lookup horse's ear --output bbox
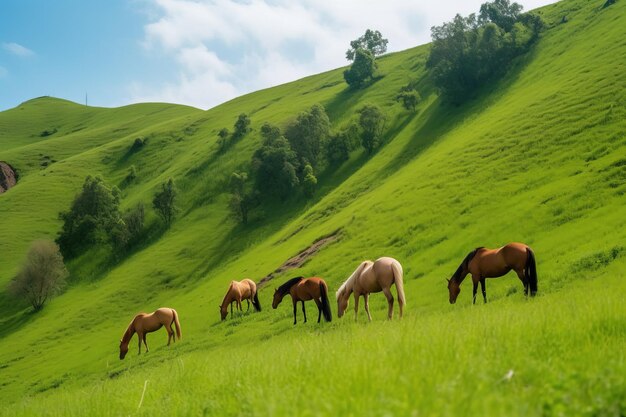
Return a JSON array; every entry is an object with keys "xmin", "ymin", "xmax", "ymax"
[{"xmin": 446, "ymin": 278, "xmax": 450, "ymax": 283}]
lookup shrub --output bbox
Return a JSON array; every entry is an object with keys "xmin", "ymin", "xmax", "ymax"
[
  {"xmin": 152, "ymin": 178, "xmax": 178, "ymax": 227},
  {"xmin": 344, "ymin": 48, "xmax": 376, "ymax": 89},
  {"xmin": 233, "ymin": 114, "xmax": 251, "ymax": 139},
  {"xmin": 358, "ymin": 104, "xmax": 387, "ymax": 153},
  {"xmin": 302, "ymin": 164, "xmax": 317, "ymax": 198},
  {"xmin": 9, "ymin": 240, "xmax": 68, "ymax": 311}
]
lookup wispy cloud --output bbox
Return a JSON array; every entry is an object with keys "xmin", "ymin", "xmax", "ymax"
[
  {"xmin": 2, "ymin": 42, "xmax": 35, "ymax": 57},
  {"xmin": 131, "ymin": 0, "xmax": 558, "ymax": 109}
]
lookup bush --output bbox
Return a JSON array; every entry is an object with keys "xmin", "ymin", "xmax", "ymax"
[
  {"xmin": 285, "ymin": 104, "xmax": 331, "ymax": 168},
  {"xmin": 57, "ymin": 176, "xmax": 122, "ymax": 258},
  {"xmin": 252, "ymin": 125, "xmax": 299, "ymax": 200},
  {"xmin": 344, "ymin": 48, "xmax": 376, "ymax": 89},
  {"xmin": 302, "ymin": 164, "xmax": 317, "ymax": 198},
  {"xmin": 152, "ymin": 178, "xmax": 178, "ymax": 227},
  {"xmin": 396, "ymin": 89, "xmax": 421, "ymax": 112},
  {"xmin": 130, "ymin": 137, "xmax": 146, "ymax": 152},
  {"xmin": 9, "ymin": 240, "xmax": 68, "ymax": 311},
  {"xmin": 125, "ymin": 165, "xmax": 137, "ymax": 183},
  {"xmin": 358, "ymin": 104, "xmax": 387, "ymax": 153},
  {"xmin": 326, "ymin": 123, "xmax": 359, "ymax": 164},
  {"xmin": 229, "ymin": 172, "xmax": 258, "ymax": 225},
  {"xmin": 233, "ymin": 114, "xmax": 251, "ymax": 139},
  {"xmin": 217, "ymin": 128, "xmax": 230, "ymax": 151}
]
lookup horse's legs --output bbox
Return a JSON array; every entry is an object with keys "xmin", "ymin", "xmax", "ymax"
[
  {"xmin": 480, "ymin": 278, "xmax": 487, "ymax": 303},
  {"xmin": 301, "ymin": 301, "xmax": 307, "ymax": 323},
  {"xmin": 516, "ymin": 270, "xmax": 528, "ymax": 296},
  {"xmin": 143, "ymin": 333, "xmax": 149, "ymax": 353},
  {"xmin": 137, "ymin": 332, "xmax": 143, "ymax": 355},
  {"xmin": 292, "ymin": 299, "xmax": 298, "ymax": 325},
  {"xmin": 472, "ymin": 275, "xmax": 480, "ymax": 305},
  {"xmin": 237, "ymin": 299, "xmax": 242, "ymax": 312},
  {"xmin": 364, "ymin": 293, "xmax": 372, "ymax": 322},
  {"xmin": 314, "ymin": 298, "xmax": 322, "ymax": 323},
  {"xmin": 230, "ymin": 301, "xmax": 234, "ymax": 318},
  {"xmin": 382, "ymin": 287, "xmax": 394, "ymax": 320},
  {"xmin": 165, "ymin": 322, "xmax": 174, "ymax": 346},
  {"xmin": 246, "ymin": 299, "xmax": 250, "ymax": 311},
  {"xmin": 353, "ymin": 292, "xmax": 360, "ymax": 321}
]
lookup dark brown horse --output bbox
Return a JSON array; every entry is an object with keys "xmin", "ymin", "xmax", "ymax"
[
  {"xmin": 119, "ymin": 307, "xmax": 182, "ymax": 359},
  {"xmin": 447, "ymin": 242, "xmax": 537, "ymax": 304},
  {"xmin": 272, "ymin": 277, "xmax": 332, "ymax": 325}
]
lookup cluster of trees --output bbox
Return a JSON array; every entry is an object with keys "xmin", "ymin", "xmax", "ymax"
[
  {"xmin": 218, "ymin": 113, "xmax": 251, "ymax": 151},
  {"xmin": 56, "ymin": 175, "xmax": 178, "ymax": 260},
  {"xmin": 344, "ymin": 30, "xmax": 388, "ymax": 89},
  {"xmin": 427, "ymin": 0, "xmax": 543, "ymax": 103}
]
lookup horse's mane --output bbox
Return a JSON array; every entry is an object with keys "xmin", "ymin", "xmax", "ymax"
[
  {"xmin": 336, "ymin": 261, "xmax": 372, "ymax": 300},
  {"xmin": 121, "ymin": 319, "xmax": 135, "ymax": 343},
  {"xmin": 451, "ymin": 247, "xmax": 484, "ymax": 283},
  {"xmin": 221, "ymin": 281, "xmax": 237, "ymax": 307},
  {"xmin": 276, "ymin": 276, "xmax": 304, "ymax": 296}
]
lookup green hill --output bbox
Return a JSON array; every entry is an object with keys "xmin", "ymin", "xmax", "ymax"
[{"xmin": 0, "ymin": 0, "xmax": 625, "ymax": 416}]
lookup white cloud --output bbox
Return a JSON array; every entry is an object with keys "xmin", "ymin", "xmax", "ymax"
[
  {"xmin": 2, "ymin": 42, "xmax": 35, "ymax": 57},
  {"xmin": 131, "ymin": 0, "xmax": 558, "ymax": 109}
]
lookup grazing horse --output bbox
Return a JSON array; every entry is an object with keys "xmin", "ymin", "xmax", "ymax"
[
  {"xmin": 272, "ymin": 277, "xmax": 332, "ymax": 325},
  {"xmin": 119, "ymin": 307, "xmax": 181, "ymax": 360},
  {"xmin": 446, "ymin": 242, "xmax": 537, "ymax": 304},
  {"xmin": 219, "ymin": 278, "xmax": 261, "ymax": 320},
  {"xmin": 336, "ymin": 257, "xmax": 406, "ymax": 321}
]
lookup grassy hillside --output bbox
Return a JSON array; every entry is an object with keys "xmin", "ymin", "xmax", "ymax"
[{"xmin": 0, "ymin": 0, "xmax": 625, "ymax": 416}]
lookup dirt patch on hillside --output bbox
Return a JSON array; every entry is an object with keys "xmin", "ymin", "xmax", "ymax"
[
  {"xmin": 258, "ymin": 229, "xmax": 342, "ymax": 288},
  {"xmin": 0, "ymin": 162, "xmax": 18, "ymax": 194}
]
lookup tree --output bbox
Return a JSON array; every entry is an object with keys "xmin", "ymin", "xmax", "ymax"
[
  {"xmin": 344, "ymin": 48, "xmax": 377, "ymax": 89},
  {"xmin": 57, "ymin": 175, "xmax": 122, "ymax": 258},
  {"xmin": 9, "ymin": 240, "xmax": 68, "ymax": 311},
  {"xmin": 284, "ymin": 104, "xmax": 331, "ymax": 168},
  {"xmin": 479, "ymin": 0, "xmax": 523, "ymax": 32},
  {"xmin": 152, "ymin": 178, "xmax": 178, "ymax": 226},
  {"xmin": 252, "ymin": 125, "xmax": 299, "ymax": 200},
  {"xmin": 326, "ymin": 123, "xmax": 359, "ymax": 164},
  {"xmin": 233, "ymin": 113, "xmax": 251, "ymax": 139},
  {"xmin": 302, "ymin": 164, "xmax": 317, "ymax": 198},
  {"xmin": 346, "ymin": 29, "xmax": 388, "ymax": 61},
  {"xmin": 217, "ymin": 128, "xmax": 230, "ymax": 151},
  {"xmin": 358, "ymin": 104, "xmax": 387, "ymax": 153},
  {"xmin": 229, "ymin": 172, "xmax": 258, "ymax": 225},
  {"xmin": 396, "ymin": 89, "xmax": 421, "ymax": 112}
]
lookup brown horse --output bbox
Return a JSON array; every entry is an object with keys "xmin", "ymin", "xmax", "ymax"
[
  {"xmin": 272, "ymin": 277, "xmax": 332, "ymax": 325},
  {"xmin": 447, "ymin": 242, "xmax": 537, "ymax": 304},
  {"xmin": 336, "ymin": 257, "xmax": 406, "ymax": 321},
  {"xmin": 119, "ymin": 307, "xmax": 181, "ymax": 360},
  {"xmin": 219, "ymin": 278, "xmax": 261, "ymax": 320}
]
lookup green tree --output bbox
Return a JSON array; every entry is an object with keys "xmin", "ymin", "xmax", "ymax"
[
  {"xmin": 217, "ymin": 128, "xmax": 230, "ymax": 151},
  {"xmin": 344, "ymin": 48, "xmax": 376, "ymax": 89},
  {"xmin": 346, "ymin": 29, "xmax": 388, "ymax": 61},
  {"xmin": 285, "ymin": 104, "xmax": 331, "ymax": 168},
  {"xmin": 326, "ymin": 123, "xmax": 359, "ymax": 164},
  {"xmin": 9, "ymin": 240, "xmax": 68, "ymax": 311},
  {"xmin": 396, "ymin": 90, "xmax": 421, "ymax": 112},
  {"xmin": 252, "ymin": 126, "xmax": 299, "ymax": 200},
  {"xmin": 233, "ymin": 113, "xmax": 251, "ymax": 139},
  {"xmin": 152, "ymin": 178, "xmax": 178, "ymax": 226},
  {"xmin": 358, "ymin": 104, "xmax": 387, "ymax": 154},
  {"xmin": 479, "ymin": 0, "xmax": 523, "ymax": 31},
  {"xmin": 229, "ymin": 172, "xmax": 257, "ymax": 225},
  {"xmin": 302, "ymin": 164, "xmax": 317, "ymax": 198},
  {"xmin": 57, "ymin": 176, "xmax": 122, "ymax": 258}
]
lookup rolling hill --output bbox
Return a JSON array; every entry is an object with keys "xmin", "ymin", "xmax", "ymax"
[{"xmin": 0, "ymin": 0, "xmax": 624, "ymax": 415}]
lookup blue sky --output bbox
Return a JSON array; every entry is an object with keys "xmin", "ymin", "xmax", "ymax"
[{"xmin": 0, "ymin": 0, "xmax": 558, "ymax": 111}]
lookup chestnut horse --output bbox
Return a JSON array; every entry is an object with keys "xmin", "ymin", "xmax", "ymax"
[
  {"xmin": 219, "ymin": 278, "xmax": 261, "ymax": 320},
  {"xmin": 446, "ymin": 242, "xmax": 537, "ymax": 304},
  {"xmin": 336, "ymin": 257, "xmax": 406, "ymax": 321},
  {"xmin": 119, "ymin": 307, "xmax": 181, "ymax": 360},
  {"xmin": 272, "ymin": 277, "xmax": 332, "ymax": 325}
]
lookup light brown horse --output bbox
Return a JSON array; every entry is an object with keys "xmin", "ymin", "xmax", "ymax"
[
  {"xmin": 219, "ymin": 278, "xmax": 261, "ymax": 320},
  {"xmin": 447, "ymin": 242, "xmax": 537, "ymax": 304},
  {"xmin": 336, "ymin": 257, "xmax": 406, "ymax": 321},
  {"xmin": 119, "ymin": 307, "xmax": 181, "ymax": 360},
  {"xmin": 272, "ymin": 277, "xmax": 332, "ymax": 325}
]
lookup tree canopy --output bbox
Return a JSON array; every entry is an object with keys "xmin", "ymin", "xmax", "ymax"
[
  {"xmin": 346, "ymin": 29, "xmax": 388, "ymax": 61},
  {"xmin": 344, "ymin": 48, "xmax": 377, "ymax": 89}
]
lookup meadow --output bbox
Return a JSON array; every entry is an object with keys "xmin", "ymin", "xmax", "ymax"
[{"xmin": 0, "ymin": 0, "xmax": 625, "ymax": 415}]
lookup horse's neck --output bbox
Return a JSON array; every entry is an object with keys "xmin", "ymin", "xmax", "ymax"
[
  {"xmin": 454, "ymin": 266, "xmax": 469, "ymax": 284},
  {"xmin": 221, "ymin": 288, "xmax": 235, "ymax": 308},
  {"xmin": 121, "ymin": 322, "xmax": 135, "ymax": 343}
]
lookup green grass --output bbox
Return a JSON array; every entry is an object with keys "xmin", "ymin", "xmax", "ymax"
[{"xmin": 1, "ymin": 0, "xmax": 625, "ymax": 415}]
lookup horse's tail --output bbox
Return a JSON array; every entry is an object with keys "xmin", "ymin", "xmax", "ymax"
[
  {"xmin": 391, "ymin": 260, "xmax": 406, "ymax": 314},
  {"xmin": 525, "ymin": 248, "xmax": 538, "ymax": 296},
  {"xmin": 252, "ymin": 291, "xmax": 262, "ymax": 312},
  {"xmin": 320, "ymin": 282, "xmax": 332, "ymax": 322},
  {"xmin": 172, "ymin": 309, "xmax": 182, "ymax": 340}
]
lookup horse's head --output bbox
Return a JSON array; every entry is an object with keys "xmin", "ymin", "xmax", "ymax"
[
  {"xmin": 447, "ymin": 278, "xmax": 460, "ymax": 304},
  {"xmin": 219, "ymin": 305, "xmax": 228, "ymax": 321},
  {"xmin": 336, "ymin": 290, "xmax": 349, "ymax": 318},
  {"xmin": 272, "ymin": 288, "xmax": 283, "ymax": 309},
  {"xmin": 119, "ymin": 340, "xmax": 129, "ymax": 360}
]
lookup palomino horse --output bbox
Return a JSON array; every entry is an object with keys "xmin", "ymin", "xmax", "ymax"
[
  {"xmin": 119, "ymin": 307, "xmax": 181, "ymax": 360},
  {"xmin": 272, "ymin": 277, "xmax": 332, "ymax": 325},
  {"xmin": 336, "ymin": 257, "xmax": 406, "ymax": 321},
  {"xmin": 219, "ymin": 278, "xmax": 261, "ymax": 320},
  {"xmin": 446, "ymin": 242, "xmax": 537, "ymax": 304}
]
